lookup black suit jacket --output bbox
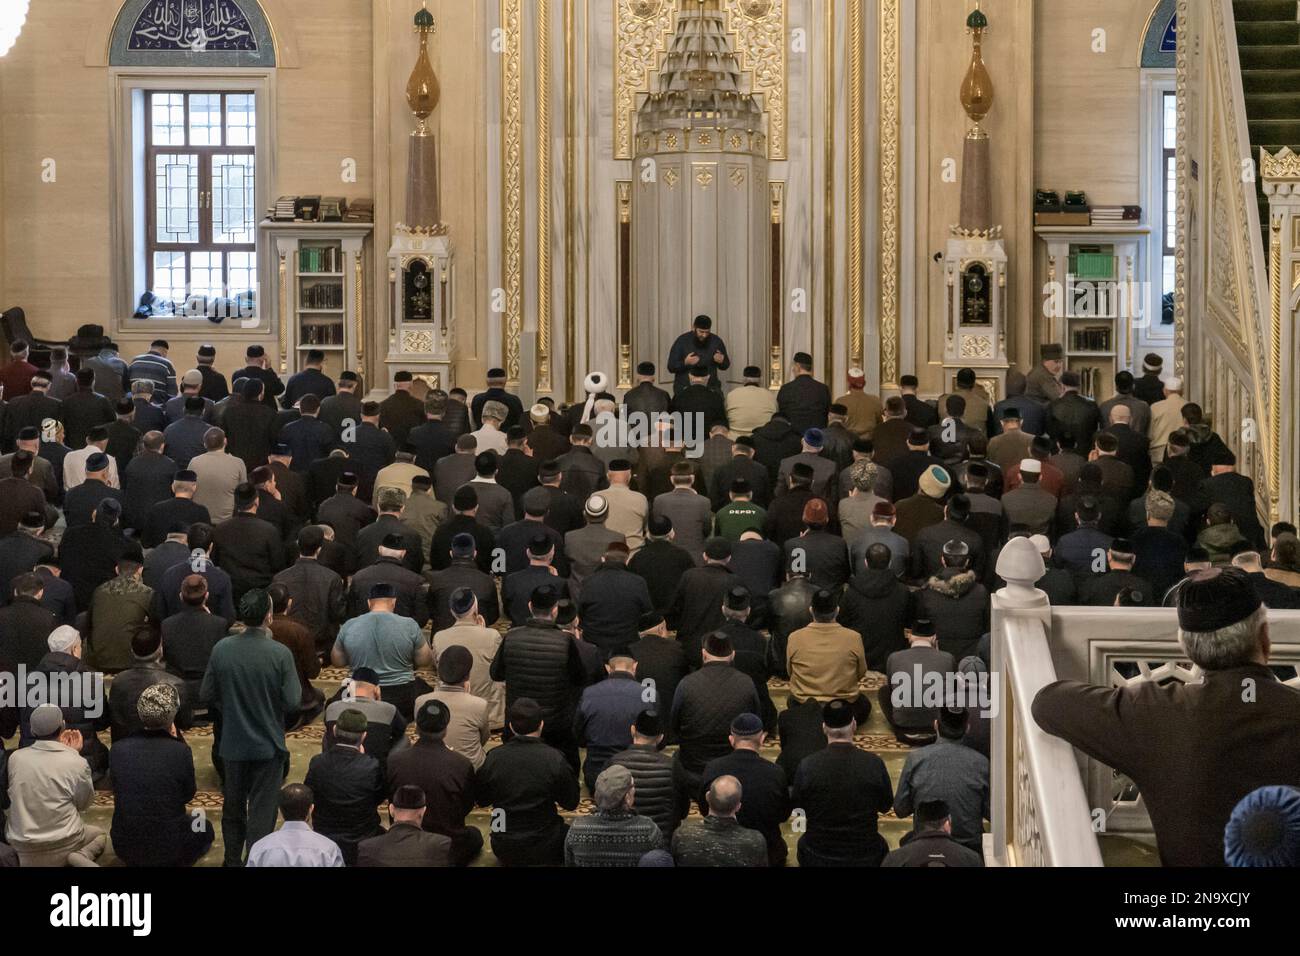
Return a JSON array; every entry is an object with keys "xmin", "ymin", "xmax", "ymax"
[
  {"xmin": 357, "ymin": 822, "xmax": 452, "ymax": 867},
  {"xmin": 213, "ymin": 512, "xmax": 285, "ymax": 596}
]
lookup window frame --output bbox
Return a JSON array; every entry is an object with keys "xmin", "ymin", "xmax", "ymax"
[
  {"xmin": 145, "ymin": 90, "xmax": 258, "ymax": 308},
  {"xmin": 1139, "ymin": 69, "xmax": 1177, "ymax": 345},
  {"xmin": 110, "ymin": 70, "xmax": 277, "ymax": 335}
]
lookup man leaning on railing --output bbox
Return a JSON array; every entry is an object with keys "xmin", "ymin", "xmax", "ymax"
[{"xmin": 1032, "ymin": 568, "xmax": 1300, "ymax": 866}]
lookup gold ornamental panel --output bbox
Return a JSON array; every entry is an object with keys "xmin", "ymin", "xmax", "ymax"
[
  {"xmin": 402, "ymin": 330, "xmax": 436, "ymax": 354},
  {"xmin": 615, "ymin": 0, "xmax": 787, "ymax": 161}
]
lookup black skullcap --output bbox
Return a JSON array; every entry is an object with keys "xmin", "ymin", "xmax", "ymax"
[
  {"xmin": 351, "ymin": 667, "xmax": 381, "ymax": 686},
  {"xmin": 411, "ymin": 474, "xmax": 433, "ymax": 490},
  {"xmin": 638, "ymin": 611, "xmax": 665, "ymax": 632},
  {"xmin": 648, "ymin": 515, "xmax": 673, "ymax": 537},
  {"xmin": 908, "ymin": 426, "xmax": 930, "ymax": 445},
  {"xmin": 554, "ymin": 599, "xmax": 578, "ymax": 628},
  {"xmin": 730, "ymin": 478, "xmax": 752, "ymax": 496},
  {"xmin": 635, "ymin": 710, "xmax": 662, "ymax": 736},
  {"xmin": 337, "ymin": 471, "xmax": 358, "ymax": 488},
  {"xmin": 735, "ymin": 435, "xmax": 756, "ymax": 450},
  {"xmin": 911, "ymin": 619, "xmax": 937, "ymax": 638},
  {"xmin": 381, "ymin": 533, "xmax": 406, "ymax": 551},
  {"xmin": 693, "ymin": 315, "xmax": 712, "ymax": 330},
  {"xmin": 521, "ymin": 486, "xmax": 550, "ymax": 516},
  {"xmin": 197, "ymin": 344, "xmax": 217, "ymax": 358},
  {"xmin": 527, "ymin": 532, "xmax": 554, "ymax": 557},
  {"xmin": 508, "ymin": 697, "xmax": 543, "ymax": 735},
  {"xmin": 368, "ymin": 582, "xmax": 398, "ymax": 601},
  {"xmin": 637, "ymin": 361, "xmax": 656, "ymax": 376},
  {"xmin": 725, "ymin": 586, "xmax": 751, "ymax": 611},
  {"xmin": 416, "ymin": 698, "xmax": 450, "ymax": 734},
  {"xmin": 174, "ymin": 469, "xmax": 198, "ymax": 483},
  {"xmin": 450, "ymin": 587, "xmax": 477, "ymax": 616},
  {"xmin": 1001, "ymin": 407, "xmax": 1022, "ymax": 420},
  {"xmin": 703, "ymin": 632, "xmax": 733, "ymax": 658},
  {"xmin": 743, "ymin": 366, "xmax": 763, "ymax": 379},
  {"xmin": 730, "ymin": 713, "xmax": 763, "ymax": 736},
  {"xmin": 451, "ymin": 533, "xmax": 476, "ymax": 559},
  {"xmin": 438, "ymin": 644, "xmax": 474, "ymax": 685},
  {"xmin": 1177, "ymin": 568, "xmax": 1262, "ymax": 632},
  {"xmin": 822, "ymin": 699, "xmax": 854, "ymax": 729},
  {"xmin": 608, "ymin": 459, "xmax": 632, "ymax": 472},
  {"xmin": 704, "ymin": 538, "xmax": 732, "ymax": 562},
  {"xmin": 530, "ymin": 584, "xmax": 559, "ymax": 612},
  {"xmin": 238, "ymin": 588, "xmax": 271, "ymax": 625},
  {"xmin": 246, "ymin": 344, "xmax": 266, "ymax": 358},
  {"xmin": 391, "ymin": 785, "xmax": 427, "ymax": 811},
  {"xmin": 453, "ymin": 486, "xmax": 478, "ymax": 511},
  {"xmin": 16, "ymin": 425, "xmax": 38, "ymax": 441},
  {"xmin": 85, "ymin": 452, "xmax": 110, "ymax": 472},
  {"xmin": 242, "ymin": 378, "xmax": 263, "ymax": 399}
]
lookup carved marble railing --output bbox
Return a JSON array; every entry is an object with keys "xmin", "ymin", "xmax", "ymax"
[
  {"xmin": 1179, "ymin": 0, "xmax": 1282, "ymax": 523},
  {"xmin": 988, "ymin": 580, "xmax": 1103, "ymax": 867},
  {"xmin": 988, "ymin": 540, "xmax": 1300, "ymax": 865}
]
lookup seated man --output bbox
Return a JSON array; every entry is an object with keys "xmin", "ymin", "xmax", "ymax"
[
  {"xmin": 606, "ymin": 709, "xmax": 677, "ymax": 840},
  {"xmin": 882, "ymin": 798, "xmax": 984, "ymax": 868},
  {"xmin": 893, "ymin": 706, "xmax": 990, "ymax": 852},
  {"xmin": 563, "ymin": 765, "xmax": 664, "ymax": 867},
  {"xmin": 357, "ymin": 785, "xmax": 453, "ymax": 867},
  {"xmin": 785, "ymin": 588, "xmax": 869, "ymax": 724},
  {"xmin": 107, "ymin": 630, "xmax": 193, "ymax": 744},
  {"xmin": 670, "ymin": 775, "xmax": 768, "ymax": 867},
  {"xmin": 108, "ymin": 683, "xmax": 214, "ymax": 867},
  {"xmin": 700, "ymin": 713, "xmax": 791, "ymax": 867},
  {"xmin": 474, "ymin": 698, "xmax": 581, "ymax": 867},
  {"xmin": 413, "ymin": 646, "xmax": 490, "ymax": 771},
  {"xmin": 1033, "ymin": 568, "xmax": 1300, "ymax": 866},
  {"xmin": 790, "ymin": 700, "xmax": 894, "ymax": 867},
  {"xmin": 331, "ymin": 582, "xmax": 433, "ymax": 720},
  {"xmin": 4, "ymin": 704, "xmax": 105, "ymax": 867},
  {"xmin": 574, "ymin": 651, "xmax": 645, "ymax": 794},
  {"xmin": 246, "ymin": 785, "xmax": 345, "ymax": 868},
  {"xmin": 880, "ymin": 620, "xmax": 956, "ymax": 745},
  {"xmin": 303, "ymin": 708, "xmax": 386, "ymax": 866},
  {"xmin": 85, "ymin": 542, "xmax": 153, "ymax": 674},
  {"xmin": 386, "ymin": 699, "xmax": 483, "ymax": 867}
]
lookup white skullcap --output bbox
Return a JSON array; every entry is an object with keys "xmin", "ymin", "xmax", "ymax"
[
  {"xmin": 47, "ymin": 625, "xmax": 82, "ymax": 654},
  {"xmin": 584, "ymin": 372, "xmax": 609, "ymax": 395},
  {"xmin": 1029, "ymin": 534, "xmax": 1052, "ymax": 555},
  {"xmin": 530, "ymin": 404, "xmax": 550, "ymax": 424},
  {"xmin": 1020, "ymin": 458, "xmax": 1042, "ymax": 475},
  {"xmin": 1164, "ymin": 376, "xmax": 1183, "ymax": 392}
]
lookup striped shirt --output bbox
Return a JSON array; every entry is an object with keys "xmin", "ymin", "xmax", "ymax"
[{"xmin": 128, "ymin": 351, "xmax": 178, "ymax": 398}]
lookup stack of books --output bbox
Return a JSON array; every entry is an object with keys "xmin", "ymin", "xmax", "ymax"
[
  {"xmin": 271, "ymin": 196, "xmax": 297, "ymax": 221},
  {"xmin": 344, "ymin": 199, "xmax": 374, "ymax": 223},
  {"xmin": 1091, "ymin": 205, "xmax": 1142, "ymax": 225}
]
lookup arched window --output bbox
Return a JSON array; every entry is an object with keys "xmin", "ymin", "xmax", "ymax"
[
  {"xmin": 110, "ymin": 0, "xmax": 276, "ymax": 69},
  {"xmin": 1141, "ymin": 0, "xmax": 1177, "ymax": 70},
  {"xmin": 1140, "ymin": 0, "xmax": 1178, "ymax": 346},
  {"xmin": 108, "ymin": 0, "xmax": 277, "ymax": 332}
]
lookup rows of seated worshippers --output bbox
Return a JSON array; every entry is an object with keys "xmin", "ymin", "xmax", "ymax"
[{"xmin": 1, "ymin": 340, "xmax": 1299, "ymax": 869}]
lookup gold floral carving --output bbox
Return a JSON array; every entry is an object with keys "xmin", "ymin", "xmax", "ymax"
[
  {"xmin": 1174, "ymin": 0, "xmax": 1188, "ymax": 378},
  {"xmin": 878, "ymin": 0, "xmax": 902, "ymax": 388},
  {"xmin": 615, "ymin": 0, "xmax": 787, "ymax": 161},
  {"xmin": 403, "ymin": 330, "xmax": 435, "ymax": 354},
  {"xmin": 723, "ymin": 0, "xmax": 787, "ymax": 160},
  {"xmin": 536, "ymin": 0, "xmax": 552, "ymax": 395},
  {"xmin": 663, "ymin": 168, "xmax": 679, "ymax": 189},
  {"xmin": 961, "ymin": 336, "xmax": 994, "ymax": 359},
  {"xmin": 1260, "ymin": 146, "xmax": 1300, "ymax": 181},
  {"xmin": 501, "ymin": 0, "xmax": 524, "ymax": 386},
  {"xmin": 729, "ymin": 168, "xmax": 746, "ymax": 189},
  {"xmin": 695, "ymin": 165, "xmax": 715, "ymax": 189},
  {"xmin": 614, "ymin": 0, "xmax": 676, "ymax": 161}
]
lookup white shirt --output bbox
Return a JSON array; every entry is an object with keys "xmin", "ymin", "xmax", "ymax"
[
  {"xmin": 63, "ymin": 445, "xmax": 120, "ymax": 492},
  {"xmin": 470, "ymin": 424, "xmax": 508, "ymax": 456},
  {"xmin": 246, "ymin": 821, "xmax": 345, "ymax": 868}
]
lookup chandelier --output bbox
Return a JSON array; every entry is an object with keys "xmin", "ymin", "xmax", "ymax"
[{"xmin": 0, "ymin": 0, "xmax": 28, "ymax": 58}]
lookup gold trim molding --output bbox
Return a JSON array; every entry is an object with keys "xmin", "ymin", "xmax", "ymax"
[
  {"xmin": 724, "ymin": 0, "xmax": 787, "ymax": 161},
  {"xmin": 1173, "ymin": 0, "xmax": 1188, "ymax": 379},
  {"xmin": 878, "ymin": 0, "xmax": 902, "ymax": 389},
  {"xmin": 848, "ymin": 0, "xmax": 865, "ymax": 372},
  {"xmin": 536, "ymin": 0, "xmax": 553, "ymax": 395},
  {"xmin": 501, "ymin": 0, "xmax": 525, "ymax": 388}
]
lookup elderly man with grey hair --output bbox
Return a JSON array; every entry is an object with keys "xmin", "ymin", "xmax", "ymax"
[
  {"xmin": 563, "ymin": 764, "xmax": 664, "ymax": 866},
  {"xmin": 1033, "ymin": 567, "xmax": 1300, "ymax": 866}
]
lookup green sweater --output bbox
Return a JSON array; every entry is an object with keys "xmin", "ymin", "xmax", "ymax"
[
  {"xmin": 714, "ymin": 502, "xmax": 766, "ymax": 541},
  {"xmin": 200, "ymin": 627, "xmax": 301, "ymax": 761}
]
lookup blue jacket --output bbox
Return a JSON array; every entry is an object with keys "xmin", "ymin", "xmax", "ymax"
[{"xmin": 574, "ymin": 672, "xmax": 646, "ymax": 784}]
